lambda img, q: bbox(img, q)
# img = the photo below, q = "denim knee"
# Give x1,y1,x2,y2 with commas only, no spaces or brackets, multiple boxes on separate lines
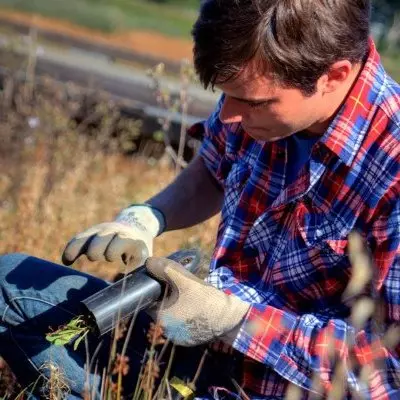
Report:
0,253,30,274
0,253,104,317
0,253,30,289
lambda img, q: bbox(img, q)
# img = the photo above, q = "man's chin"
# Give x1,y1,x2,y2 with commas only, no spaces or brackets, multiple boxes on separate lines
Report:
246,129,293,142
247,131,282,142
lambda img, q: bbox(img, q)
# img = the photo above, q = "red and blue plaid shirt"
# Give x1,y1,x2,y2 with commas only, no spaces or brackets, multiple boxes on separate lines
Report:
191,40,400,398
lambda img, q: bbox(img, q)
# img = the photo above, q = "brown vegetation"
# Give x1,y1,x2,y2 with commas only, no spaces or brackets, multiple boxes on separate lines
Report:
0,74,218,279
0,62,220,398
0,8,193,62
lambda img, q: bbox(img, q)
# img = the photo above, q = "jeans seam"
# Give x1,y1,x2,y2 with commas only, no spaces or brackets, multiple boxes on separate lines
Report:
2,295,81,384
8,326,49,383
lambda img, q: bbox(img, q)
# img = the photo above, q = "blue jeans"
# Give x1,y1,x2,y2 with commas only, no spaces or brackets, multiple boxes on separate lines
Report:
0,254,245,399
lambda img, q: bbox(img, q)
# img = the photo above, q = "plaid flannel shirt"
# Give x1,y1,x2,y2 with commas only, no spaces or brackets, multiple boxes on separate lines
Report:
190,40,400,399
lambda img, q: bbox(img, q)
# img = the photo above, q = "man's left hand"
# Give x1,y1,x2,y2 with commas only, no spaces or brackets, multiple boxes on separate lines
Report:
145,257,250,347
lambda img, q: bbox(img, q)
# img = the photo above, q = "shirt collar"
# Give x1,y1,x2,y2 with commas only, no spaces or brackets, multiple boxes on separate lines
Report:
320,39,387,166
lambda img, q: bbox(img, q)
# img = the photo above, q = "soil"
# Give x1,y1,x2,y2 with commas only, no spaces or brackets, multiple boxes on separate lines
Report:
0,8,193,62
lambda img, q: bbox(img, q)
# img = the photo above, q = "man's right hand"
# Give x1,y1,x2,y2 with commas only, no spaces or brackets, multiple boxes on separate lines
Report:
62,205,166,269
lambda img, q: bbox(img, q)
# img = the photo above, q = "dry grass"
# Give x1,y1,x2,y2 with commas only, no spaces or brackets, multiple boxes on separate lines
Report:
0,75,218,281
0,67,220,399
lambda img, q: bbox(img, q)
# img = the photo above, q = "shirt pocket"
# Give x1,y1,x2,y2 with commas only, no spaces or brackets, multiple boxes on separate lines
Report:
295,200,350,257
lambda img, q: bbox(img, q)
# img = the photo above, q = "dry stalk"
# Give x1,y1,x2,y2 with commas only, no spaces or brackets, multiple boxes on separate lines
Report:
147,61,195,173
39,362,70,400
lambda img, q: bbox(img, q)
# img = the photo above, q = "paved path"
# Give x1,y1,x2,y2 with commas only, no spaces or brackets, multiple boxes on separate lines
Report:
0,28,219,124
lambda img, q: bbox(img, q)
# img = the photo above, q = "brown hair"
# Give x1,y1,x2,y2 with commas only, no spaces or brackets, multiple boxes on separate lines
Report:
192,0,371,95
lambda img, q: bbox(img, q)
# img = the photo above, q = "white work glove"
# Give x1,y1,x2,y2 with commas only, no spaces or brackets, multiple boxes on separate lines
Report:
145,257,250,347
62,204,166,269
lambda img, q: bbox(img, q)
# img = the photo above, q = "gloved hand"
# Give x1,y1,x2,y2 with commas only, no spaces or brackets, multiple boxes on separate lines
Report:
62,205,166,269
145,257,250,347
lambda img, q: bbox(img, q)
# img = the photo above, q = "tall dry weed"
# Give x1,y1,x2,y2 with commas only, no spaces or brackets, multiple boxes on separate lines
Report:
0,75,218,280
0,71,219,398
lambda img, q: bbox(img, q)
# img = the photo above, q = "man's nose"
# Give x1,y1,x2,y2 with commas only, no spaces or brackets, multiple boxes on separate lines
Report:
218,96,243,124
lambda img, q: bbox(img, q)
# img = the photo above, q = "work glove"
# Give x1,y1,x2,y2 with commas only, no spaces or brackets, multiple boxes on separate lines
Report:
62,205,166,269
145,257,250,347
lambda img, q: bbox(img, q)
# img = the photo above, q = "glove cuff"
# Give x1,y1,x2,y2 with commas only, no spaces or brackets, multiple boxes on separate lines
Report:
115,204,166,237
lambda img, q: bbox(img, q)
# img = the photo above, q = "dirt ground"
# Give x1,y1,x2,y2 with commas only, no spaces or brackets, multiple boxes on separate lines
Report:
0,8,193,62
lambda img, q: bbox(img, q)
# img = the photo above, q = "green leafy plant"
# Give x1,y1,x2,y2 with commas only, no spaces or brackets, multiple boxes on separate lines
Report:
46,316,91,351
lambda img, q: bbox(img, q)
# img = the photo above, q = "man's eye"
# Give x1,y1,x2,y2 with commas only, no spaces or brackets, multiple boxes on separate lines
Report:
248,102,266,109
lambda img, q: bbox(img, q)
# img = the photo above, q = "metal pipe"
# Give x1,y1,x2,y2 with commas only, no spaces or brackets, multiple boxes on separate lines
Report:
80,249,201,336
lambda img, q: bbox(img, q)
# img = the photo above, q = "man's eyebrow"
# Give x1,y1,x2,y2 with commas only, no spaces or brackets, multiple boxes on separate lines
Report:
230,95,276,104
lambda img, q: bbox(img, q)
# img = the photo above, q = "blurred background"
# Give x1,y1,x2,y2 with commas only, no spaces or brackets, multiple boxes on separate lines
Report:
0,0,399,281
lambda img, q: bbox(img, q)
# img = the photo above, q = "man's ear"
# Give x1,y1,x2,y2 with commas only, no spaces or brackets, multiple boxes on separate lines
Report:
320,60,353,94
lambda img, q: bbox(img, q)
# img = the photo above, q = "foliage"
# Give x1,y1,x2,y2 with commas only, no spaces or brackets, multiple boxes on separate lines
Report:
382,53,400,82
0,0,197,37
372,0,400,51
372,0,400,23
0,72,217,274
46,317,91,350
0,59,218,400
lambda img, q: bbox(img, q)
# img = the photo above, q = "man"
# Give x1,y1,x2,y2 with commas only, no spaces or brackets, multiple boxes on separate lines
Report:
0,0,399,398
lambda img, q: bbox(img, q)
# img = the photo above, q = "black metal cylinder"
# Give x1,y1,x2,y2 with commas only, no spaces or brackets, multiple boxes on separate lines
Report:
80,249,201,336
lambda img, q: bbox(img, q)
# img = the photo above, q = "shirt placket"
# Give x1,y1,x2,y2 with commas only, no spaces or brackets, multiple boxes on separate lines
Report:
265,142,330,267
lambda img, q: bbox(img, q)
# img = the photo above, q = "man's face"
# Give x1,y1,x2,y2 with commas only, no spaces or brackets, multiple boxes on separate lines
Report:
217,61,328,141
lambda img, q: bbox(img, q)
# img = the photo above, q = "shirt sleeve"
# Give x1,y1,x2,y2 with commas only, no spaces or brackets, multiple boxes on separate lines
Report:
225,195,400,398
189,95,227,187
